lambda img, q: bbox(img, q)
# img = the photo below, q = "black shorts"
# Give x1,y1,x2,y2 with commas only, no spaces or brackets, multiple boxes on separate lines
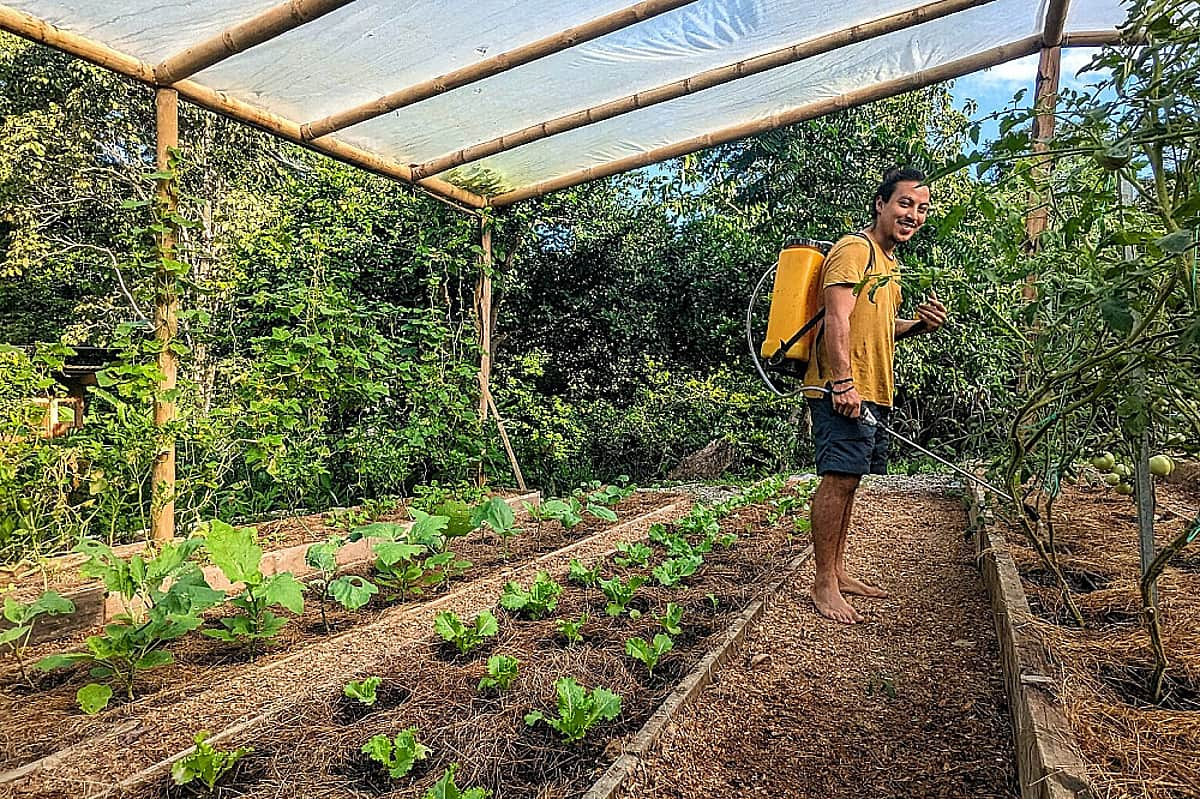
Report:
807,395,891,476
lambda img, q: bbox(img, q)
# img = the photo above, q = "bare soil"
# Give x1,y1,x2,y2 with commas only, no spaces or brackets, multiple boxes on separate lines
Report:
617,482,1019,799
1001,479,1200,799
0,492,678,775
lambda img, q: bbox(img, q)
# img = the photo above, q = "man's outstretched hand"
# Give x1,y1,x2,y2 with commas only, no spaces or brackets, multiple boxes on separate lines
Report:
915,291,948,332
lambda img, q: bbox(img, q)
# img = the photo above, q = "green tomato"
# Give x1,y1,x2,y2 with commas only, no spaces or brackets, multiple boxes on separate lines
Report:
1114,483,1134,496
1091,452,1115,471
1103,472,1122,486
1113,464,1133,478
1149,455,1174,478
16,498,32,513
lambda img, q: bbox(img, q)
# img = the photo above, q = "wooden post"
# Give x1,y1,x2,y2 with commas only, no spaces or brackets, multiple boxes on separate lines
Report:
477,220,493,420
151,87,180,542
1021,44,1061,299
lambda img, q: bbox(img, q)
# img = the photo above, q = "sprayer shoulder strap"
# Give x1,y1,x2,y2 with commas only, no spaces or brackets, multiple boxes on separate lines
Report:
770,233,875,360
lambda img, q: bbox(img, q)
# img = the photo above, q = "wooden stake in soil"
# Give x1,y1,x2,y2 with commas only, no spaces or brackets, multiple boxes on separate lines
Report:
487,390,527,491
151,87,180,543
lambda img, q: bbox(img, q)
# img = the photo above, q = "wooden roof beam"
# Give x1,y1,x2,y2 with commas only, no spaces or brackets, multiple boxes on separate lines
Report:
414,0,997,181
1042,0,1070,47
488,36,1043,207
299,0,696,141
0,4,485,211
154,0,358,84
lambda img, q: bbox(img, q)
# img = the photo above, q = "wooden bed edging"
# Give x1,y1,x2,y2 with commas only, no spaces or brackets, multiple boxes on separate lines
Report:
14,490,540,645
583,543,815,799
966,484,1094,799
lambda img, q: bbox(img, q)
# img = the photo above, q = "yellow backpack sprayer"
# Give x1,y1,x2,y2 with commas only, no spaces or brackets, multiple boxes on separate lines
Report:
745,234,1038,519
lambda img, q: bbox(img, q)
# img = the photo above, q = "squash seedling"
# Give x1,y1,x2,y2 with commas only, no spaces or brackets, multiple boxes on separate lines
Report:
305,536,379,633
171,731,252,792
471,497,518,556
1,590,74,687
202,521,304,655
362,727,429,779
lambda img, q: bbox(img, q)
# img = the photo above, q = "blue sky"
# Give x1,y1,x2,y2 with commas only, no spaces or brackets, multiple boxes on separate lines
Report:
950,48,1110,142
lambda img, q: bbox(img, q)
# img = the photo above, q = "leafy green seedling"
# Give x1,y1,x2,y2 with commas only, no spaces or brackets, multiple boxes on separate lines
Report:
499,571,563,619
585,503,618,523
647,523,672,547
171,731,252,791
716,532,738,548
344,676,382,706
524,676,622,744
77,683,113,715
705,593,720,612
37,536,223,707
432,499,477,540
556,613,588,645
566,558,601,587
1,590,74,686
471,497,518,553
528,498,583,529
202,521,304,654
423,763,491,799
305,536,379,633
613,541,652,568
362,727,430,779
625,633,674,678
478,654,519,692
655,602,683,635
434,610,498,655
598,575,645,617
652,554,703,588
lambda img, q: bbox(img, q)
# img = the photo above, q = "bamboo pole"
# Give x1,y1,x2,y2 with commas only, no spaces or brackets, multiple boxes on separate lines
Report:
154,0,357,84
413,0,997,180
1062,30,1129,47
151,88,179,543
1042,0,1071,47
489,36,1044,207
477,220,493,420
299,0,695,141
0,4,485,211
487,390,527,492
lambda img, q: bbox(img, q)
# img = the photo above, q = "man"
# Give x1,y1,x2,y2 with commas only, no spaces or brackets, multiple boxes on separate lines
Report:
802,167,947,624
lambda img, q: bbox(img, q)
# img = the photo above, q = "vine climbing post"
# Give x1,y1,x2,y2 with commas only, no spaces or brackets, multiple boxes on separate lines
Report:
477,217,493,421
151,87,180,542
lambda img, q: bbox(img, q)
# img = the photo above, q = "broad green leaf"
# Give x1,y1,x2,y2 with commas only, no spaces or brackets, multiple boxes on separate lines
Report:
586,504,618,522
0,624,30,646
134,650,174,670
305,539,339,573
374,540,425,566
264,572,305,614
204,520,263,585
36,652,91,671
77,683,113,714
28,590,75,617
329,576,378,611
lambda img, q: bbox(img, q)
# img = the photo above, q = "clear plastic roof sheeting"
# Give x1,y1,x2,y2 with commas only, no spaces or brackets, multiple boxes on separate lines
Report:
0,0,1127,207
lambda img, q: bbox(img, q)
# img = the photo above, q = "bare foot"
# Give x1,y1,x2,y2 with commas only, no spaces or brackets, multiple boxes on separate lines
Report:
810,579,863,624
838,573,889,598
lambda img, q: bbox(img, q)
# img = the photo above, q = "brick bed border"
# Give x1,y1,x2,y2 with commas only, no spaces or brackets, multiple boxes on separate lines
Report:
966,483,1093,799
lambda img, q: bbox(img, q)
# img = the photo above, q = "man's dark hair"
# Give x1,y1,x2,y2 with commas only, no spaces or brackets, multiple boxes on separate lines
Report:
871,166,927,219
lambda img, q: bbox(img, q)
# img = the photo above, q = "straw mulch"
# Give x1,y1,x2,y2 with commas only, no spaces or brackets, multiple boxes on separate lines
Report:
1002,479,1200,799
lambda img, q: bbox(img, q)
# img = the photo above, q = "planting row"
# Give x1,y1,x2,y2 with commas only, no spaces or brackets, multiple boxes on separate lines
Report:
156,476,817,799
0,483,654,774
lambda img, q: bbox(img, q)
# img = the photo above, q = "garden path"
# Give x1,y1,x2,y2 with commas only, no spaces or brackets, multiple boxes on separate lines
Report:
617,479,1019,799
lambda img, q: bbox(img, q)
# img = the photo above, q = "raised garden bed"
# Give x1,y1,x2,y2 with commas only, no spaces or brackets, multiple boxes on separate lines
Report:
971,477,1200,799
3,481,811,798
0,490,683,782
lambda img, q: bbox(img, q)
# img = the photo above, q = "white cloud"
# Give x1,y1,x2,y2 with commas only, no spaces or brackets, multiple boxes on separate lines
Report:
972,48,1107,88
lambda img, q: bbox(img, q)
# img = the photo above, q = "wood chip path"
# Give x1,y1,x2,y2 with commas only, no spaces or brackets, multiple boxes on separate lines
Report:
616,481,1019,799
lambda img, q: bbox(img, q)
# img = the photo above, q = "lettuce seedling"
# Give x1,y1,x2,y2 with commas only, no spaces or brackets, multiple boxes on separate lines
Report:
2,590,74,686
362,727,429,779
566,558,601,587
524,676,622,744
647,523,672,547
423,763,491,799
305,536,379,633
652,554,703,588
37,536,223,709
478,654,519,692
434,610,498,655
556,613,588,645
202,521,304,654
171,731,252,791
625,633,674,678
598,574,645,617
613,541,652,568
344,675,382,706
499,571,562,619
655,602,683,635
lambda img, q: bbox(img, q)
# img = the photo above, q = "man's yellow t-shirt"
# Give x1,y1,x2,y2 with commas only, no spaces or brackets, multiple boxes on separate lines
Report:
802,233,901,407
